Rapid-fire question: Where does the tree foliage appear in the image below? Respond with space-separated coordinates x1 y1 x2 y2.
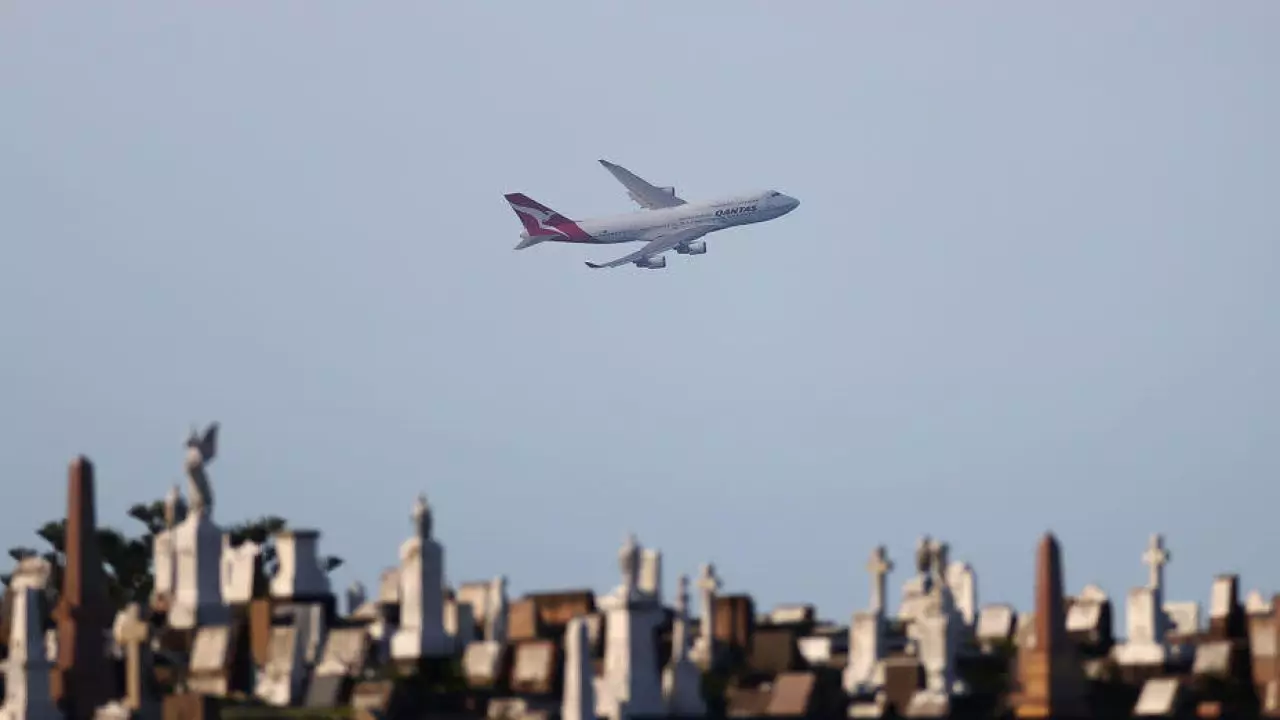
1 497 343 613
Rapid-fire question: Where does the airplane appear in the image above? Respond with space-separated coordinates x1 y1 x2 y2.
503 159 800 269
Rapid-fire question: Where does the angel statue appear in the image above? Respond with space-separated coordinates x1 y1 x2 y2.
184 422 219 516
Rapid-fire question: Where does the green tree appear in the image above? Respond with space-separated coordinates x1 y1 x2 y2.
2 498 344 612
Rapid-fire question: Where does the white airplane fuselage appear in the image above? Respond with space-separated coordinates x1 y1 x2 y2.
504 160 799 269
518 190 799 246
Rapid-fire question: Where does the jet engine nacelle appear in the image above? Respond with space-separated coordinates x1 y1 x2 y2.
635 256 667 269
676 240 707 255
658 186 676 196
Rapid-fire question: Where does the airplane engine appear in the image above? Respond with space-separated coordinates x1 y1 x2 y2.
635 256 667 269
676 240 707 255
658 186 676 196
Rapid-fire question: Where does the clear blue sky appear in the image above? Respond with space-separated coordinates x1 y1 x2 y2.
3 3 1277 624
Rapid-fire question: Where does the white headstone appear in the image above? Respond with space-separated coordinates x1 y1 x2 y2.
662 575 706 716
151 485 180 606
221 537 260 605
1209 577 1235 620
1113 587 1168 666
272 530 332 599
562 617 598 720
944 562 977 626
1134 677 1180 716
1163 602 1200 636
488 575 509 644
596 538 665 720
255 626 308 706
0 587 59 720
170 510 226 629
843 611 885 696
975 604 1016 646
390 494 451 660
915 611 966 696
445 598 478 652
690 563 721 666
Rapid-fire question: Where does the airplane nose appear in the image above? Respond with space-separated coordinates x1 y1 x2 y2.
785 195 800 211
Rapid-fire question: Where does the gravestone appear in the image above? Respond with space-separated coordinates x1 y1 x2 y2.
662 574 706 716
595 535 665 720
51 455 115 718
1143 533 1171 591
944 561 978 627
271 530 332 600
488 575 509 644
690 563 721 668
220 538 261 606
1208 574 1246 640
562 617 597 720
462 641 506 689
866 545 893 616
976 604 1017 649
390 494 451 661
1012 532 1089 720
150 485 180 612
844 611 886 696
1164 601 1201 636
1116 587 1168 665
1 585 59 719
256 625 308 706
305 627 371 708
170 425 227 629
114 603 158 717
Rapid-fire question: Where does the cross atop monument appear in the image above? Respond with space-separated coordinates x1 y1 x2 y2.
1142 533 1171 590
866 545 893 614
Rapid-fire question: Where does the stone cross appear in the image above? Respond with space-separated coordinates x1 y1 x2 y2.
184 423 219 516
114 603 152 713
1142 533 1170 591
866 545 894 615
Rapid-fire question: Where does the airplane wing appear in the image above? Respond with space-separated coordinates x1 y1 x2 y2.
599 159 687 210
584 226 710 269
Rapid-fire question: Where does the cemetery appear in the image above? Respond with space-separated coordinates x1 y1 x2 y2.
1 424 1276 720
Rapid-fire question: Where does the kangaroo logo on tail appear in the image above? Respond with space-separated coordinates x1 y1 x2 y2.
504 193 593 243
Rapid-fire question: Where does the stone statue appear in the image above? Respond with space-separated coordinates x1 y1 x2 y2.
619 534 641 598
412 494 432 538
915 535 933 592
184 423 219 516
930 539 950 582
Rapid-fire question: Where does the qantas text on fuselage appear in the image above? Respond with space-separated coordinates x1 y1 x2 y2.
503 159 799 270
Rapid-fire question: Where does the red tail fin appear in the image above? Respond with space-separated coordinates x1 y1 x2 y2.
503 193 593 242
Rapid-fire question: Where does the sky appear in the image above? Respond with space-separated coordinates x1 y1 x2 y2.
2 3 1278 628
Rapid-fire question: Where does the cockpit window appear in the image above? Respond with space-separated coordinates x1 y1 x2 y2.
768 191 779 197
